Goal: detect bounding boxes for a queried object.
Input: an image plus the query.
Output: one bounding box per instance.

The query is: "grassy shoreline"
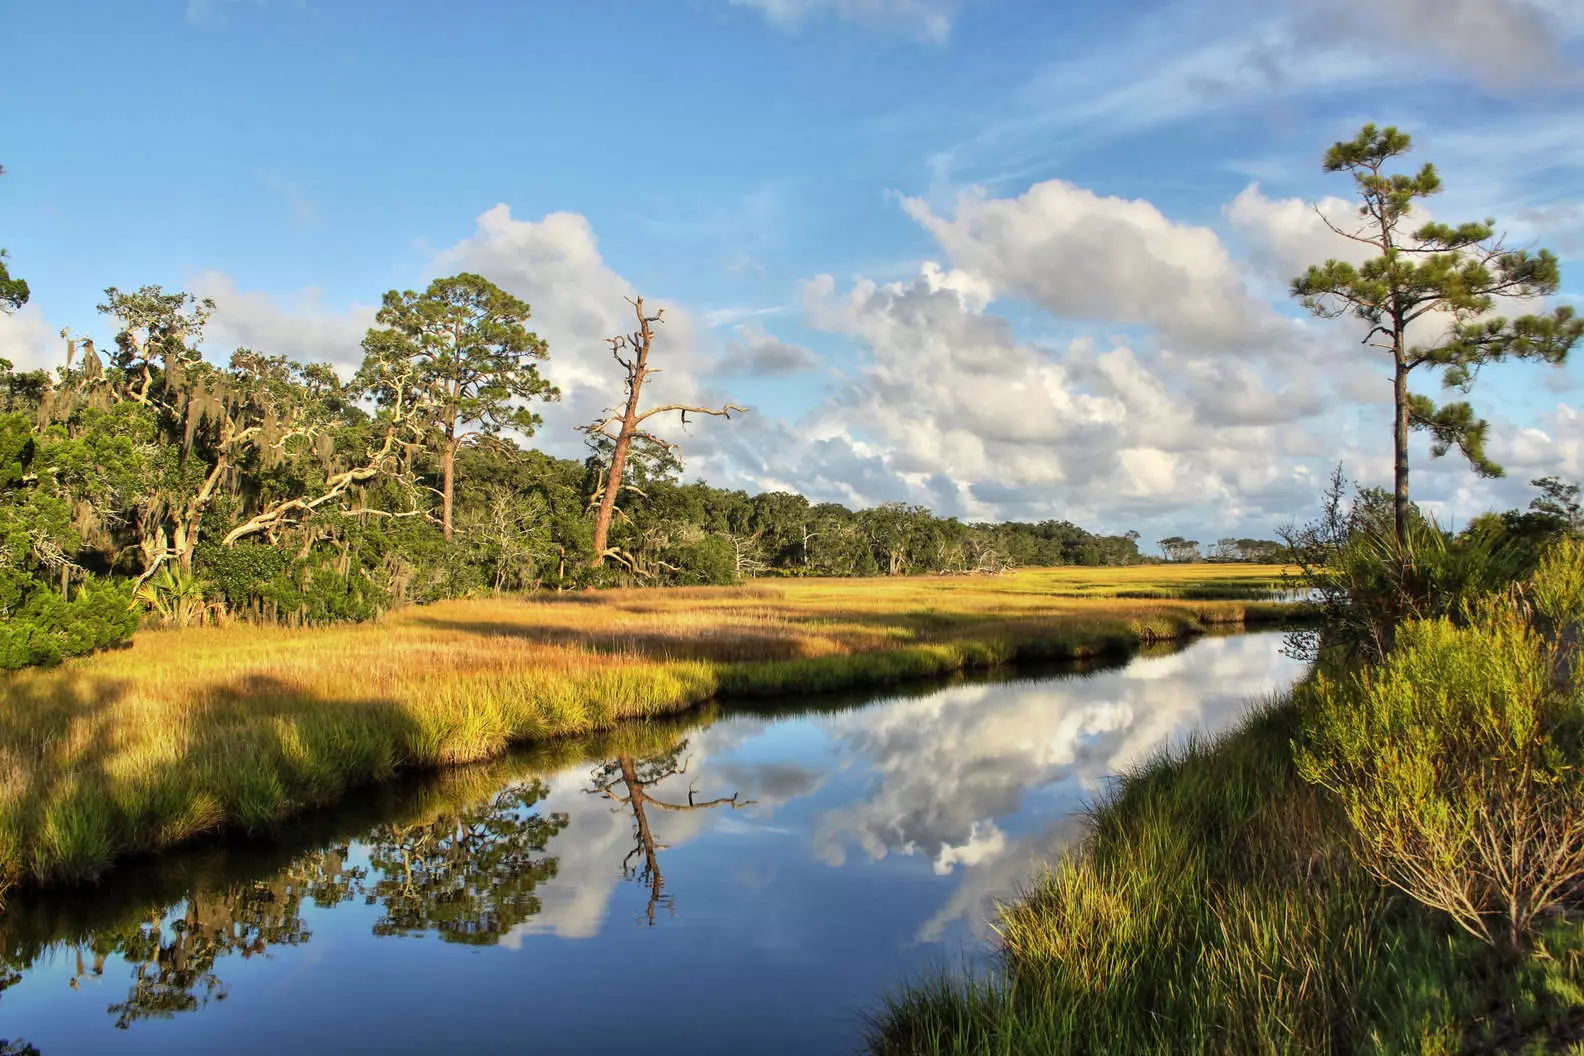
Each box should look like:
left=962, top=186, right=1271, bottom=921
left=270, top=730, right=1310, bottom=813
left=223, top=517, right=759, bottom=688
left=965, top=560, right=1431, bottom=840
left=0, top=566, right=1303, bottom=893
left=867, top=690, right=1584, bottom=1055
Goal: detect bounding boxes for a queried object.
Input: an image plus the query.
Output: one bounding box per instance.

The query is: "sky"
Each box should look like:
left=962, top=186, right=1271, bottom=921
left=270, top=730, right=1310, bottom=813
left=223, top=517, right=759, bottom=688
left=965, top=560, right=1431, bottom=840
left=2, top=0, right=1582, bottom=548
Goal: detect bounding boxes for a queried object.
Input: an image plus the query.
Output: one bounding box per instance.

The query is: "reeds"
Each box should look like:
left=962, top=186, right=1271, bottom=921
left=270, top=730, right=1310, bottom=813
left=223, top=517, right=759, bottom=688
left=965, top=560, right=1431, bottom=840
left=867, top=699, right=1584, bottom=1055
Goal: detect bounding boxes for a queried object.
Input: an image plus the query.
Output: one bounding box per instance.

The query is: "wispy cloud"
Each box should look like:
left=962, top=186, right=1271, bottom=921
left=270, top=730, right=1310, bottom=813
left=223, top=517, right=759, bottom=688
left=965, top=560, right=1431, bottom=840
left=258, top=171, right=321, bottom=229
left=726, top=0, right=955, bottom=42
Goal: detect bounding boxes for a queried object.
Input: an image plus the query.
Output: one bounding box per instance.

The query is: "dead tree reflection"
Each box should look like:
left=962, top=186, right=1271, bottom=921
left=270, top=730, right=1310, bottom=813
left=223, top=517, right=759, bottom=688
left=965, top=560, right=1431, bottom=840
left=588, top=740, right=753, bottom=925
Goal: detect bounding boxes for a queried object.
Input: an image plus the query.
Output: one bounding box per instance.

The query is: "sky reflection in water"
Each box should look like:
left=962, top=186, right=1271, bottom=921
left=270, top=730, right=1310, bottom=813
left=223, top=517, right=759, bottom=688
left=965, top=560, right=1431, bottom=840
left=0, top=633, right=1307, bottom=1055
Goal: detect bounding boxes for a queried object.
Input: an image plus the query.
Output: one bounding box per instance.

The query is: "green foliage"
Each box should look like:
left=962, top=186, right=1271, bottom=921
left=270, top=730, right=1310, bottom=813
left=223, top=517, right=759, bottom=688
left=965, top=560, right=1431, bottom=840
left=0, top=249, right=26, bottom=314
left=133, top=566, right=215, bottom=629
left=361, top=273, right=557, bottom=441
left=1524, top=474, right=1584, bottom=536
left=1292, top=123, right=1581, bottom=544
left=0, top=273, right=1206, bottom=669
left=871, top=692, right=1584, bottom=1055
left=358, top=272, right=559, bottom=539
left=0, top=411, right=139, bottom=667
left=0, top=164, right=28, bottom=314
left=364, top=781, right=568, bottom=944
left=1298, top=541, right=1584, bottom=951
left=0, top=578, right=138, bottom=670
left=664, top=533, right=737, bottom=586
left=1283, top=469, right=1535, bottom=660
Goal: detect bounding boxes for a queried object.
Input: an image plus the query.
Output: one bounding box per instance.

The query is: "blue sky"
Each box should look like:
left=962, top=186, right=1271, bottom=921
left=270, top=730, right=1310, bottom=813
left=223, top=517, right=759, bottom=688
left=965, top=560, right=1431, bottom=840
left=3, top=0, right=1582, bottom=546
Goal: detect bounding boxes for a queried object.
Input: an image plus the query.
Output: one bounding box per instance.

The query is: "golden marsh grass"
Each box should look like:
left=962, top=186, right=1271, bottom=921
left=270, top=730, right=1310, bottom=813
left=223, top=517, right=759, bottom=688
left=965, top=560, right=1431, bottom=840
left=0, top=564, right=1299, bottom=890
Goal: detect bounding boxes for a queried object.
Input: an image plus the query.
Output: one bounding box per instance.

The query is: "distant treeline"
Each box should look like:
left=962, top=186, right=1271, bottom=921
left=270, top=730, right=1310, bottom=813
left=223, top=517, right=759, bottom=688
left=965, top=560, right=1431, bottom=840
left=0, top=277, right=1269, bottom=669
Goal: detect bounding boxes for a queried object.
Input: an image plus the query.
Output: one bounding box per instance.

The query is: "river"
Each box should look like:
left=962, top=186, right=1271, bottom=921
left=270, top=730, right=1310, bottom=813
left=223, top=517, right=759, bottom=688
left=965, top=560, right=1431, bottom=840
left=0, top=632, right=1308, bottom=1055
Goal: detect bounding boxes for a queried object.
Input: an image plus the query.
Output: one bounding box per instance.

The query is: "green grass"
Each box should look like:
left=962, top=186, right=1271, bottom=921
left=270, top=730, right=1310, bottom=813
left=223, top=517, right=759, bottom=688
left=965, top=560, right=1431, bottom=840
left=0, top=566, right=1307, bottom=894
left=867, top=695, right=1584, bottom=1055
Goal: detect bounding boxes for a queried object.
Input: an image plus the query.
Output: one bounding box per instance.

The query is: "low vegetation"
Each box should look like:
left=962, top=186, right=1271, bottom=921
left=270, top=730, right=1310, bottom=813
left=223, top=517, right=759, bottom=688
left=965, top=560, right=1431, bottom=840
left=0, top=564, right=1299, bottom=894
left=869, top=540, right=1584, bottom=1054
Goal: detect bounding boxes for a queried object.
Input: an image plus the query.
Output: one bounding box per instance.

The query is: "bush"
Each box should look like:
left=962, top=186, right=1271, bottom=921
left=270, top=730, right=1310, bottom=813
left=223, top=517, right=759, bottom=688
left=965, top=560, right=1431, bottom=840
left=1285, top=476, right=1537, bottom=661
left=665, top=534, right=737, bottom=586
left=0, top=577, right=139, bottom=670
left=1297, top=540, right=1584, bottom=950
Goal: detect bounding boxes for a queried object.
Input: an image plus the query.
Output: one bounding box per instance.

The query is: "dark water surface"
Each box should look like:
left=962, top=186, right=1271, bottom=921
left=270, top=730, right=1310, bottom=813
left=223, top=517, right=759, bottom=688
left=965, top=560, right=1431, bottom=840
left=0, top=634, right=1307, bottom=1055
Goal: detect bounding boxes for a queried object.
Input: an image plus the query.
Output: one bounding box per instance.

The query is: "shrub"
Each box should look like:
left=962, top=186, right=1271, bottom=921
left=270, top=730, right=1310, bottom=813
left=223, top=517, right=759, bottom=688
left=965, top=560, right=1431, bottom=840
left=1283, top=472, right=1537, bottom=661
left=0, top=577, right=139, bottom=669
left=1297, top=540, right=1584, bottom=950
left=665, top=534, right=737, bottom=586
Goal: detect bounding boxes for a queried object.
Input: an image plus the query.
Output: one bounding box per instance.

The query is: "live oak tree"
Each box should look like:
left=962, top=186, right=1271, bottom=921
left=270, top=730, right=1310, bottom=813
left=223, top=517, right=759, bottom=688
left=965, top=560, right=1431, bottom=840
left=1293, top=124, right=1582, bottom=548
left=360, top=274, right=558, bottom=541
left=581, top=296, right=744, bottom=569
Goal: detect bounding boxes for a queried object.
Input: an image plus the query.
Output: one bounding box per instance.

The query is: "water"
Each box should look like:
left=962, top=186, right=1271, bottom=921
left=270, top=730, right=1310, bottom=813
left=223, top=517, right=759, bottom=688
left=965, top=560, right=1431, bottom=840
left=0, top=634, right=1307, bottom=1055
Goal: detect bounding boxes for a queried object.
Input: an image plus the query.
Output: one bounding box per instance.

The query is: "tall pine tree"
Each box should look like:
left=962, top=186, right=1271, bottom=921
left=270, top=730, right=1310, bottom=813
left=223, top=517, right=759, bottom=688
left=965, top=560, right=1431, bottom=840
left=1293, top=124, right=1581, bottom=548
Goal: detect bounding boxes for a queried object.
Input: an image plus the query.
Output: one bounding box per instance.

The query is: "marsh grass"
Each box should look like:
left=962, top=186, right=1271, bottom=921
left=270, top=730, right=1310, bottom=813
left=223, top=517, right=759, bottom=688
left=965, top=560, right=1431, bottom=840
left=0, top=566, right=1301, bottom=891
left=867, top=698, right=1584, bottom=1055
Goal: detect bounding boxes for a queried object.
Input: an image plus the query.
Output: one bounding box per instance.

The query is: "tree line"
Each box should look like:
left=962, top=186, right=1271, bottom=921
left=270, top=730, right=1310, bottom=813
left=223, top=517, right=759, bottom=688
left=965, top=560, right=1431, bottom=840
left=0, top=267, right=1201, bottom=669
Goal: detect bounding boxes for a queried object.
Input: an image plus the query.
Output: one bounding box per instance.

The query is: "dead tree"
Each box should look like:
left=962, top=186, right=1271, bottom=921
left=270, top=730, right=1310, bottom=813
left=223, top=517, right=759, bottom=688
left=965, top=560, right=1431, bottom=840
left=580, top=297, right=745, bottom=569
left=587, top=745, right=752, bottom=925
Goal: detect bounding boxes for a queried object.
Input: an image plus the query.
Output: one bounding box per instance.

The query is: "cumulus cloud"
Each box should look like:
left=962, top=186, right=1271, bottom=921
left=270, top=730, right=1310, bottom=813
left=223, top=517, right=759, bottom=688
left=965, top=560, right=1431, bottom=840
left=430, top=204, right=737, bottom=462
left=727, top=0, right=955, bottom=41
left=1498, top=403, right=1584, bottom=481
left=189, top=270, right=375, bottom=376
left=131, top=194, right=1569, bottom=542
left=812, top=636, right=1310, bottom=937
left=1224, top=182, right=1374, bottom=283
left=903, top=182, right=1284, bottom=349
left=715, top=323, right=821, bottom=377
left=714, top=264, right=1352, bottom=533
left=1515, top=203, right=1584, bottom=257
left=0, top=304, right=58, bottom=372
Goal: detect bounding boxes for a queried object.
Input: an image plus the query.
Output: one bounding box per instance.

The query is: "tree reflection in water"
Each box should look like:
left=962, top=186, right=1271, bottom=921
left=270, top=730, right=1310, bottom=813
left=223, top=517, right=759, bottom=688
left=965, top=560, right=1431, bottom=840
left=366, top=783, right=567, bottom=943
left=0, top=778, right=566, bottom=1035
left=587, top=739, right=753, bottom=925
left=0, top=735, right=751, bottom=1042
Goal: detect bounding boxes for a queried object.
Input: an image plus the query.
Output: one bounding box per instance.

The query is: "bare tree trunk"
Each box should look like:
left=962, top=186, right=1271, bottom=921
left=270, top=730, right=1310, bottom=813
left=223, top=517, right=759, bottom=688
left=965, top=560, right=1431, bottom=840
left=620, top=755, right=667, bottom=925
left=585, top=297, right=745, bottom=570
left=1393, top=346, right=1410, bottom=551
left=442, top=433, right=460, bottom=542
left=591, top=400, right=641, bottom=566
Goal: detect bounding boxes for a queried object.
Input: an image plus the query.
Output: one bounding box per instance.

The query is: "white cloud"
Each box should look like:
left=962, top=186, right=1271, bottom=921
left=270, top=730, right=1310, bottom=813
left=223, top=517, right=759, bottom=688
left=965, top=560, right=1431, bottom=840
left=0, top=304, right=58, bottom=373
left=727, top=0, right=955, bottom=41
left=431, top=204, right=739, bottom=463
left=1497, top=403, right=1584, bottom=481
left=932, top=820, right=1007, bottom=876
left=715, top=323, right=821, bottom=377
left=1224, top=182, right=1374, bottom=283
left=694, top=262, right=1354, bottom=536
left=118, top=195, right=1557, bottom=542
left=811, top=635, right=1311, bottom=938
left=1305, top=0, right=1580, bottom=90
left=189, top=271, right=375, bottom=376
left=903, top=182, right=1284, bottom=349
